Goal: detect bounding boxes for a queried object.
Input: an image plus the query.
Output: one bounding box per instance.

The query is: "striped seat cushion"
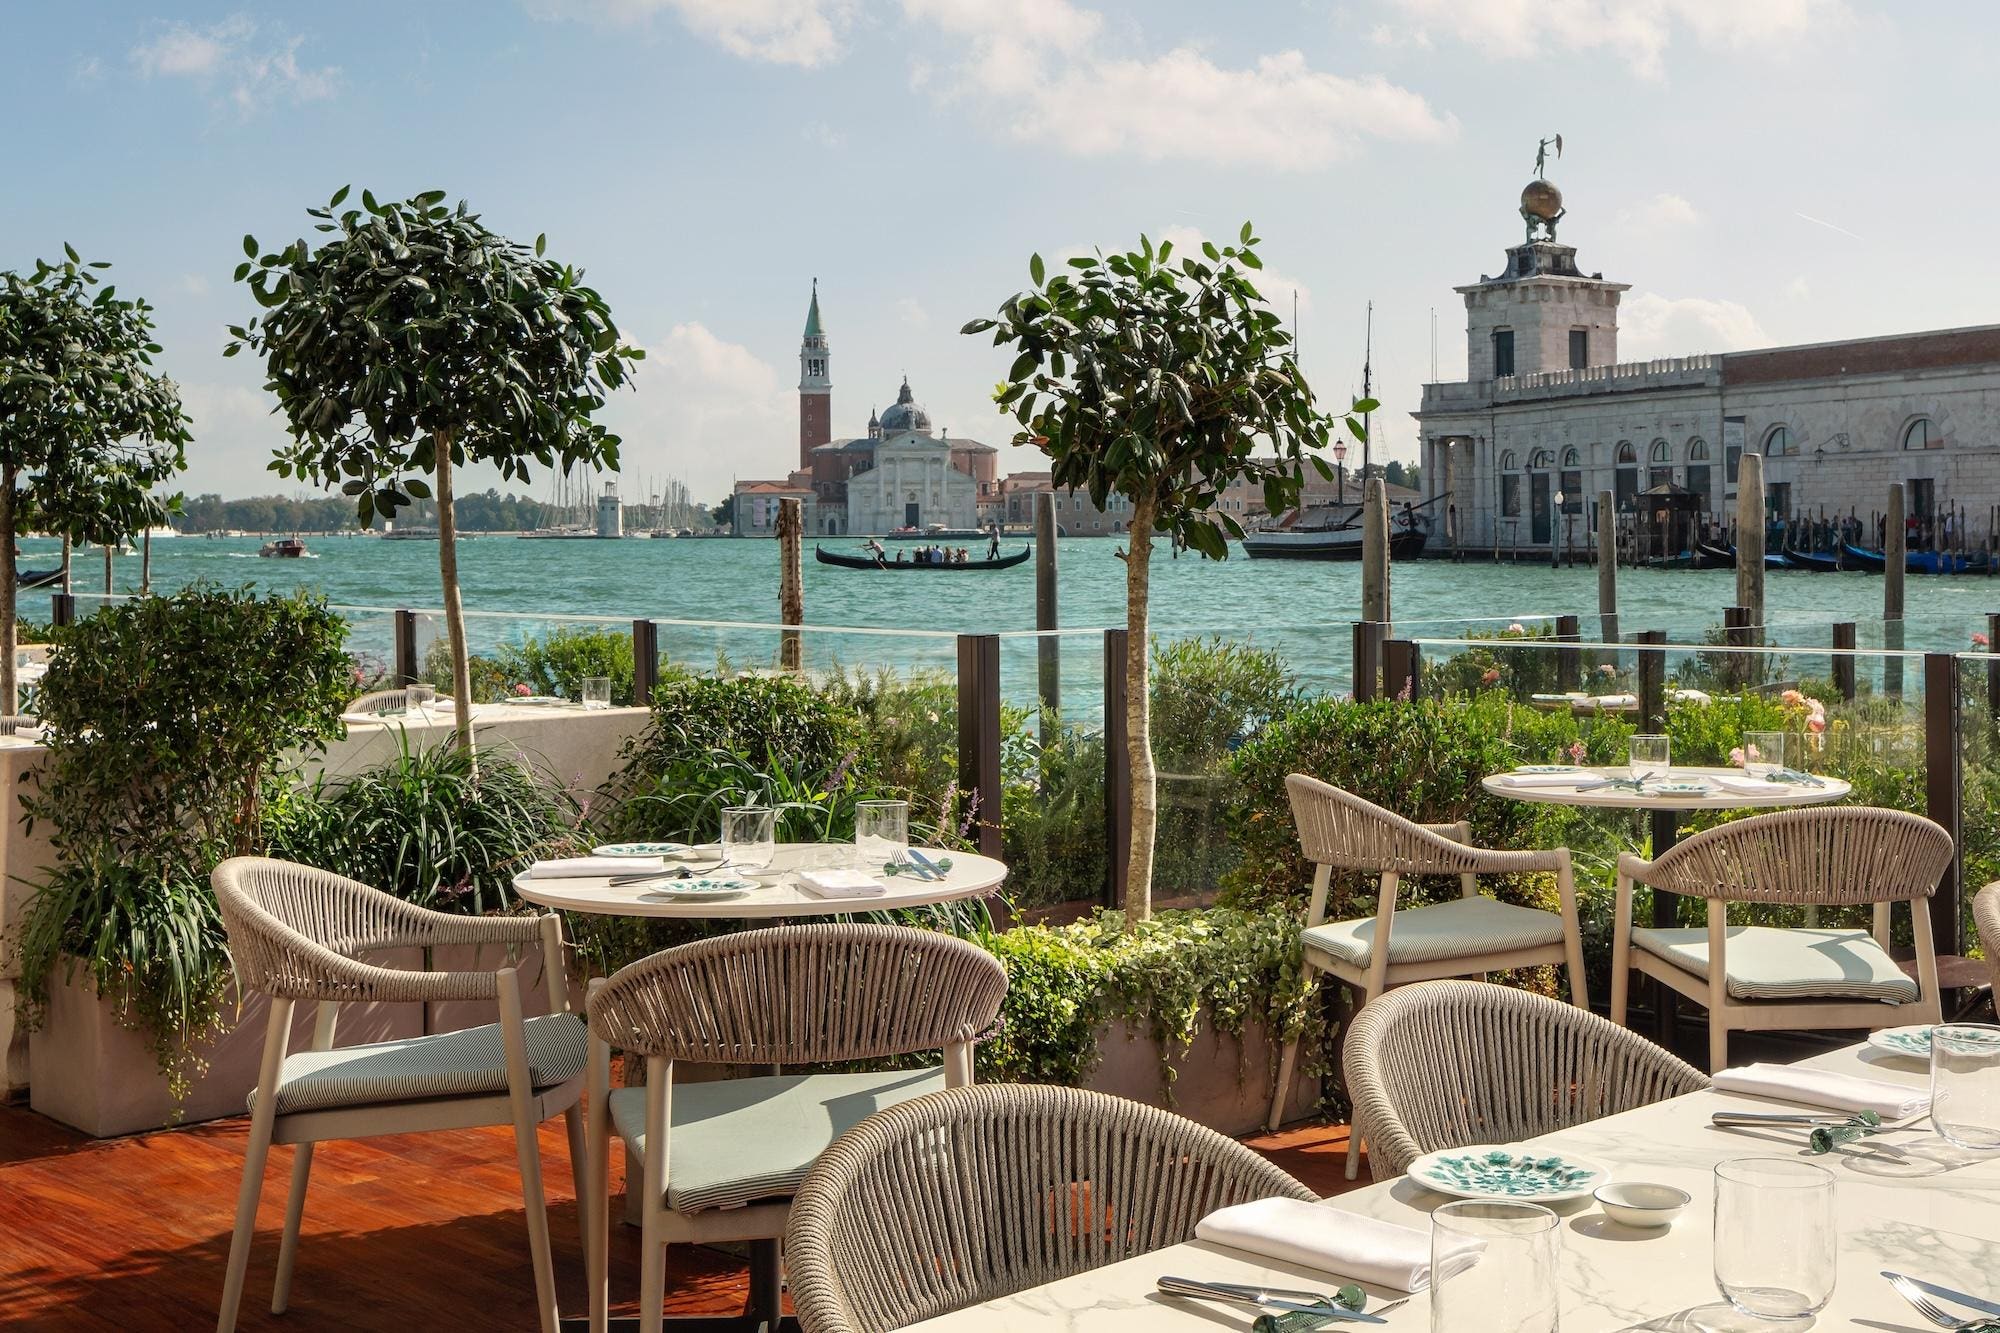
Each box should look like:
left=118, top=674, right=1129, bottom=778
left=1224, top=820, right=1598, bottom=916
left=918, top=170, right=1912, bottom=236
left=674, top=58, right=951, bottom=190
left=1632, top=926, right=1920, bottom=1003
left=1302, top=895, right=1565, bottom=968
left=256, top=1013, right=587, bottom=1116
left=611, top=1066, right=945, bottom=1214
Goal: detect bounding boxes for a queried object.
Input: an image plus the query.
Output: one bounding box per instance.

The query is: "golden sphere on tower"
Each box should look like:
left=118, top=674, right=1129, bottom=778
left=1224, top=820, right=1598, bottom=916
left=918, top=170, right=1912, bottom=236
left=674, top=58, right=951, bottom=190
left=1520, top=178, right=1564, bottom=222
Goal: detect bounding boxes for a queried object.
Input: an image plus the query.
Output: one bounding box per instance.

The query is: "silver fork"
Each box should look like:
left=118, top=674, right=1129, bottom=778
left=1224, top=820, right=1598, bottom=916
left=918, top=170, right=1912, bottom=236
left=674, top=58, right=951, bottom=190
left=1887, top=1274, right=2000, bottom=1330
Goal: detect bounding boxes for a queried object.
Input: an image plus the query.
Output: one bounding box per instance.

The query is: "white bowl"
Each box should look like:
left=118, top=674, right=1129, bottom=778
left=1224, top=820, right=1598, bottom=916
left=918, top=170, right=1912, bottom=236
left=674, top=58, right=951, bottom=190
left=1593, top=1181, right=1690, bottom=1228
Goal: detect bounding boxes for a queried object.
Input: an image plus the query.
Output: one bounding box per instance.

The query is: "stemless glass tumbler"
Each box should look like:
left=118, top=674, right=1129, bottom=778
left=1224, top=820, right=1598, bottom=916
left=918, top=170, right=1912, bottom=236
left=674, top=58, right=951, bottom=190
left=1430, top=1200, right=1561, bottom=1333
left=1628, top=734, right=1670, bottom=781
left=855, top=799, right=910, bottom=869
left=720, top=806, right=777, bottom=874
left=1713, top=1158, right=1836, bottom=1321
left=1933, top=1023, right=2000, bottom=1152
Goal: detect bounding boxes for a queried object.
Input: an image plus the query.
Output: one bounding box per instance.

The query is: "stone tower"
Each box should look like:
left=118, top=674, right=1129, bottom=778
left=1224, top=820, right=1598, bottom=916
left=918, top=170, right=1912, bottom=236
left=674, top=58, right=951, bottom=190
left=799, top=279, right=831, bottom=470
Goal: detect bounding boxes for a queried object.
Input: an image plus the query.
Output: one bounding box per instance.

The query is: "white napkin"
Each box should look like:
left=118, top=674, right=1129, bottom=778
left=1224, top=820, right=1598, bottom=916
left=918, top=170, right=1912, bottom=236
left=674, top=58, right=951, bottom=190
left=1714, top=1063, right=1929, bottom=1118
left=1712, top=774, right=1779, bottom=795
left=530, top=856, right=668, bottom=878
left=1501, top=771, right=1590, bottom=788
left=1195, top=1197, right=1481, bottom=1294
left=796, top=868, right=889, bottom=899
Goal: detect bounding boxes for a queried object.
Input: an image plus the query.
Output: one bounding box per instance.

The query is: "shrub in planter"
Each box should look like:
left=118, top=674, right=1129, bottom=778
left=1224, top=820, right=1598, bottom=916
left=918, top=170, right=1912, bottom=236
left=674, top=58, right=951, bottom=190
left=14, top=585, right=350, bottom=1091
left=495, top=625, right=636, bottom=705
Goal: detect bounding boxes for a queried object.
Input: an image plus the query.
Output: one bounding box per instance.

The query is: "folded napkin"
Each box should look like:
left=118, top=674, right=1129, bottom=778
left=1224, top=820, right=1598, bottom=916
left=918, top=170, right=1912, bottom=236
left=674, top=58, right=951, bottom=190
left=1714, top=1063, right=1929, bottom=1118
left=1195, top=1197, right=1481, bottom=1294
left=530, top=856, right=668, bottom=878
left=1502, top=771, right=1590, bottom=788
left=1712, top=774, right=1781, bottom=795
left=796, top=868, right=889, bottom=899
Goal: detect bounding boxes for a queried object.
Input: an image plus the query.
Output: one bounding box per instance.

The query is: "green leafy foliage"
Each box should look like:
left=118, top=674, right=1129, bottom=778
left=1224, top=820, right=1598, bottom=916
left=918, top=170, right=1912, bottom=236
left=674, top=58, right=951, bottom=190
left=1150, top=635, right=1298, bottom=773
left=14, top=586, right=350, bottom=1093
left=494, top=625, right=636, bottom=705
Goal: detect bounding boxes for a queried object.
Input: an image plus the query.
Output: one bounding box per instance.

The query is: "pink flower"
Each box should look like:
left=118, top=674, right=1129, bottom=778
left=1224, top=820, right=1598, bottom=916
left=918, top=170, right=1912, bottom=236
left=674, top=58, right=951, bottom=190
left=1567, top=741, right=1586, bottom=762
left=1807, top=715, right=1826, bottom=734
left=1506, top=622, right=1526, bottom=635
left=1481, top=668, right=1501, bottom=685
left=513, top=682, right=532, bottom=696
left=1728, top=746, right=1745, bottom=767
left=1976, top=631, right=1992, bottom=648
left=1599, top=663, right=1616, bottom=677
left=1780, top=689, right=1805, bottom=707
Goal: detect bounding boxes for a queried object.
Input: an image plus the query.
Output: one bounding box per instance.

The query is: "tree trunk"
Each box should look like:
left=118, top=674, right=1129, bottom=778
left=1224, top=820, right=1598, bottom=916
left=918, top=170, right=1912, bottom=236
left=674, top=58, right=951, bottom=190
left=60, top=533, right=71, bottom=594
left=433, top=434, right=475, bottom=758
left=102, top=543, right=113, bottom=595
left=0, top=468, right=17, bottom=714
left=1123, top=489, right=1158, bottom=924
left=141, top=528, right=152, bottom=594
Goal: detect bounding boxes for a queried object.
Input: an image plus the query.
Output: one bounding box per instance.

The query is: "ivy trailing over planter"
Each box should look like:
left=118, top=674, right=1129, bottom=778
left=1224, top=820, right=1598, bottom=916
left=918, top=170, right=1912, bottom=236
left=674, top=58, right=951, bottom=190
left=14, top=585, right=350, bottom=1095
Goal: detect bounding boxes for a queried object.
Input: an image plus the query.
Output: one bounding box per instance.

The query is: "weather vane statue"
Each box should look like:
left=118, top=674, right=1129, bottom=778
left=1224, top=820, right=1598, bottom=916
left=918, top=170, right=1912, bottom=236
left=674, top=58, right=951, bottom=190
left=1521, top=133, right=1566, bottom=243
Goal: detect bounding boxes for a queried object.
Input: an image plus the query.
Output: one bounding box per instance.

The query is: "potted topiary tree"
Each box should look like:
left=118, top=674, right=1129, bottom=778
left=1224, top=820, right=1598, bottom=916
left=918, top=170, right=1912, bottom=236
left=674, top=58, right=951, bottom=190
left=0, top=249, right=189, bottom=709
left=966, top=225, right=1370, bottom=921
left=229, top=187, right=642, bottom=753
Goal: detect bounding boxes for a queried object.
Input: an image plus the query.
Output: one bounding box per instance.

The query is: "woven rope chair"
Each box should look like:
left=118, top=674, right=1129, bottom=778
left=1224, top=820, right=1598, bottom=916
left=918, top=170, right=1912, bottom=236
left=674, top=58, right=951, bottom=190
left=1345, top=980, right=1709, bottom=1180
left=212, top=857, right=585, bottom=1333
left=582, top=924, right=1009, bottom=1333
left=346, top=687, right=450, bottom=716
left=1269, top=774, right=1588, bottom=1178
left=0, top=715, right=40, bottom=735
left=1978, top=883, right=2000, bottom=1001
left=1611, top=806, right=1954, bottom=1072
left=784, top=1084, right=1315, bottom=1333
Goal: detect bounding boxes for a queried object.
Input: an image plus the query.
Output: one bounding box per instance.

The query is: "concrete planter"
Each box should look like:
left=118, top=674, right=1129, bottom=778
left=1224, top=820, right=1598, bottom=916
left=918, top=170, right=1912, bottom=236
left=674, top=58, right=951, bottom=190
left=27, top=940, right=554, bottom=1139
left=1084, top=1014, right=1314, bottom=1137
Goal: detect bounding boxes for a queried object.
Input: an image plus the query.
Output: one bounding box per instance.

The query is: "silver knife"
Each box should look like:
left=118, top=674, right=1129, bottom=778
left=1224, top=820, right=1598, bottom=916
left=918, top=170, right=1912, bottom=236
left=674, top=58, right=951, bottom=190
left=1882, top=1271, right=2000, bottom=1319
left=905, top=848, right=946, bottom=880
left=1156, top=1277, right=1388, bottom=1324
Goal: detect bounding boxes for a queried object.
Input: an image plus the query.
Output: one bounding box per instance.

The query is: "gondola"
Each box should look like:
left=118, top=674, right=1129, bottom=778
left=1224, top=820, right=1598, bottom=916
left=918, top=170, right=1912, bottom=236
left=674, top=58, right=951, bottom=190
left=1692, top=540, right=1735, bottom=570
left=1783, top=547, right=1842, bottom=574
left=1840, top=543, right=1886, bottom=574
left=1907, top=549, right=1975, bottom=575
left=814, top=544, right=1032, bottom=571
left=18, top=567, right=60, bottom=589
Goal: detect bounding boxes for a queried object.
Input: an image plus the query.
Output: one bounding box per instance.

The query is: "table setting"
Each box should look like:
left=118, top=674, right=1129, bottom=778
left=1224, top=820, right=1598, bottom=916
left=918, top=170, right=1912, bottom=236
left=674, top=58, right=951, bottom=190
left=1481, top=731, right=1850, bottom=813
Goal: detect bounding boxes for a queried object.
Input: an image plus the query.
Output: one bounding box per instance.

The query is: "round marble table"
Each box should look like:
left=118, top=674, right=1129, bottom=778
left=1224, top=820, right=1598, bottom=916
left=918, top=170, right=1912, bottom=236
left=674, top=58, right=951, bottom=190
left=513, top=841, right=1008, bottom=919
left=1481, top=765, right=1850, bottom=813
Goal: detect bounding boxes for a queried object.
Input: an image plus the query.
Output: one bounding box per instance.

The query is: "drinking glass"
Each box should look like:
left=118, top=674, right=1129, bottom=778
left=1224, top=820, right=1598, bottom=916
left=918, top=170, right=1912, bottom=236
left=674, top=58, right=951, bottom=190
left=1430, top=1201, right=1560, bottom=1333
left=581, top=676, right=612, bottom=710
left=855, top=799, right=909, bottom=869
left=1628, top=733, right=1670, bottom=781
left=408, top=683, right=436, bottom=714
left=1743, top=730, right=1785, bottom=779
left=1712, top=1158, right=1836, bottom=1320
left=720, top=806, right=777, bottom=874
left=1932, top=1023, right=2000, bottom=1151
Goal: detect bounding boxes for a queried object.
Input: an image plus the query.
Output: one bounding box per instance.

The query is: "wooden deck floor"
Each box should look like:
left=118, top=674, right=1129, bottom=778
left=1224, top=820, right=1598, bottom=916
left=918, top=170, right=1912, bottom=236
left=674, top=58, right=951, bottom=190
left=0, top=1102, right=1365, bottom=1331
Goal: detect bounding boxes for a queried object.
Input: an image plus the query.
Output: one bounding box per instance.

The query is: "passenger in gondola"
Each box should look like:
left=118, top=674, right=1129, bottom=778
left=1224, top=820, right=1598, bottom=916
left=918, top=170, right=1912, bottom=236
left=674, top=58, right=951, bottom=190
left=893, top=548, right=906, bottom=564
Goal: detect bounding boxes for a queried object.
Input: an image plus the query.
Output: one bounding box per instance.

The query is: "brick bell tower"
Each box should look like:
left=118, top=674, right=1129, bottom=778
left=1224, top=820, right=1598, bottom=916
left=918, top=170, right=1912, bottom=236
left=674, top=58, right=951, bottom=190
left=798, top=279, right=831, bottom=471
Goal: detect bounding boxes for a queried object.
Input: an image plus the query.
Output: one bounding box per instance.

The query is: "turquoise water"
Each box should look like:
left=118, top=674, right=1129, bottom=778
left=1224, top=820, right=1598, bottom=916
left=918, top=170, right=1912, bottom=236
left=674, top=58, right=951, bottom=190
left=33, top=532, right=1991, bottom=710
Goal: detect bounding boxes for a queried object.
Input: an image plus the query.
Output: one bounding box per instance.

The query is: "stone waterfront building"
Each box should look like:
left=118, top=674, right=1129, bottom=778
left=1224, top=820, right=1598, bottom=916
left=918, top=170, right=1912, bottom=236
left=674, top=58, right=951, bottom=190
left=1417, top=173, right=2000, bottom=556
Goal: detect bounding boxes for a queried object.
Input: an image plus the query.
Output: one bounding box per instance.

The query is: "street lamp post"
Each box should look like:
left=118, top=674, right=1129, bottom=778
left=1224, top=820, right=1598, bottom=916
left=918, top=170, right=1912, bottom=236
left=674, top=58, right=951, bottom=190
left=1334, top=440, right=1348, bottom=505
left=1553, top=490, right=1566, bottom=568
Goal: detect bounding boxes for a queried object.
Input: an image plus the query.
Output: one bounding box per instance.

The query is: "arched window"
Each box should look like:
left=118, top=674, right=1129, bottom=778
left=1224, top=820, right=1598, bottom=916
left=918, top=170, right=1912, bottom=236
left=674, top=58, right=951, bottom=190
left=1498, top=450, right=1517, bottom=471
left=1764, top=425, right=1793, bottom=457
left=1686, top=438, right=1712, bottom=500
left=1904, top=417, right=1939, bottom=450
left=1649, top=439, right=1671, bottom=463
left=1614, top=441, right=1638, bottom=511
left=1687, top=439, right=1709, bottom=460
left=1616, top=441, right=1636, bottom=464
left=1561, top=446, right=1580, bottom=467
left=1527, top=449, right=1553, bottom=469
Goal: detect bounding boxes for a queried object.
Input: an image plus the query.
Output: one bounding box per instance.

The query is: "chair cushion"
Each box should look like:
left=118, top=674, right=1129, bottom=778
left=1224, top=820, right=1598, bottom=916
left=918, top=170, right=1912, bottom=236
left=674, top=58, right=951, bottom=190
left=1632, top=926, right=1921, bottom=1003
left=1302, top=895, right=1565, bottom=968
left=256, top=1013, right=587, bottom=1116
left=610, top=1066, right=945, bottom=1214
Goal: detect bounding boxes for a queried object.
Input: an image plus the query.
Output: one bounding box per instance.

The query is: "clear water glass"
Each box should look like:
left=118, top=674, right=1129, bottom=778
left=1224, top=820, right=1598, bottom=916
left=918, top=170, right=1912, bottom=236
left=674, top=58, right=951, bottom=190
left=581, top=676, right=612, bottom=710
left=855, top=799, right=909, bottom=870
left=408, top=683, right=436, bottom=714
left=1743, top=730, right=1785, bottom=778
left=720, top=806, right=777, bottom=873
left=1430, top=1200, right=1560, bottom=1333
left=1628, top=733, right=1670, bottom=781
left=1713, top=1158, right=1836, bottom=1320
left=1932, top=1023, right=2000, bottom=1151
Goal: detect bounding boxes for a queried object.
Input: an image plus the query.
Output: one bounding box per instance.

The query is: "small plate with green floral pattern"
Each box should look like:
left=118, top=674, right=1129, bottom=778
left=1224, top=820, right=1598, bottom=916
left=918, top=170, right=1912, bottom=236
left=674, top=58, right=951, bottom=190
left=1407, top=1145, right=1610, bottom=1202
left=595, top=842, right=692, bottom=858
left=1869, top=1024, right=2000, bottom=1060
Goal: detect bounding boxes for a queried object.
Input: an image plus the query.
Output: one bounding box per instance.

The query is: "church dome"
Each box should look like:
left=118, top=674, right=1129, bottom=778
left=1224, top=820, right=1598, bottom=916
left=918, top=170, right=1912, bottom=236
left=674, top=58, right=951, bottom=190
left=877, top=376, right=932, bottom=435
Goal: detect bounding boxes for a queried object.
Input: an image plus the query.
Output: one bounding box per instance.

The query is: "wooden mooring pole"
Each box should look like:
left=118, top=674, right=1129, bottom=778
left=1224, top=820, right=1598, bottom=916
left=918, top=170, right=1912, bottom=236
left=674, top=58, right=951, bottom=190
left=1035, top=492, right=1059, bottom=743
left=1596, top=490, right=1618, bottom=643
left=777, top=497, right=803, bottom=672
left=1362, top=477, right=1390, bottom=625
left=1735, top=453, right=1765, bottom=635
left=1886, top=483, right=1907, bottom=697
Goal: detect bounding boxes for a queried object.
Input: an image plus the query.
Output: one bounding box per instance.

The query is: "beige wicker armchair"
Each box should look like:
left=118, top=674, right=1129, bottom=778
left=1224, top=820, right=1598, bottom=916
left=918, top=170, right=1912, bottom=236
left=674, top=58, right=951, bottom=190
left=1978, top=883, right=2000, bottom=1000
left=1345, top=979, right=1709, bottom=1180
left=212, top=857, right=585, bottom=1333
left=346, top=687, right=449, bottom=716
left=1611, top=806, right=1954, bottom=1072
left=1268, top=775, right=1588, bottom=1175
left=0, top=715, right=40, bottom=735
left=784, top=1084, right=1315, bottom=1333
left=583, top=924, right=1009, bottom=1333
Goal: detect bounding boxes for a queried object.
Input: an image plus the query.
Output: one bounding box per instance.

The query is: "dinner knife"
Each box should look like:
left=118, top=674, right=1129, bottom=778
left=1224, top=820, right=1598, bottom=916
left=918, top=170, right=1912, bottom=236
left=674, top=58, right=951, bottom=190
left=1881, top=1271, right=2000, bottom=1319
left=1156, top=1277, right=1388, bottom=1324
left=906, top=848, right=947, bottom=880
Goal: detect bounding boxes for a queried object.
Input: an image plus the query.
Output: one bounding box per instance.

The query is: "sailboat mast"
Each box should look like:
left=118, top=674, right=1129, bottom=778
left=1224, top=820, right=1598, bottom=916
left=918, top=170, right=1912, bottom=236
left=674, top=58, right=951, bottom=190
left=1361, top=300, right=1374, bottom=480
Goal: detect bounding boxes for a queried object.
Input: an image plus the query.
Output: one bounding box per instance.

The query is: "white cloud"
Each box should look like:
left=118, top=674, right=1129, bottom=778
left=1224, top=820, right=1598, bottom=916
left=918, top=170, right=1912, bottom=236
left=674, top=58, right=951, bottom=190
left=895, top=298, right=930, bottom=328
left=1614, top=192, right=1702, bottom=234
left=603, top=322, right=795, bottom=497
left=528, top=0, right=857, bottom=66
left=130, top=18, right=339, bottom=110
left=177, top=273, right=210, bottom=297
left=904, top=0, right=1453, bottom=169
left=1387, top=0, right=1844, bottom=80
left=1618, top=291, right=1769, bottom=360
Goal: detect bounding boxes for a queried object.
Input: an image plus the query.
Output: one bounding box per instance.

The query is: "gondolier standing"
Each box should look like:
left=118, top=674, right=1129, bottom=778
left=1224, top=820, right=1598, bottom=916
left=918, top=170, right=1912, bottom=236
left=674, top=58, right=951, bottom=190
left=986, top=524, right=1001, bottom=560
left=863, top=536, right=888, bottom=567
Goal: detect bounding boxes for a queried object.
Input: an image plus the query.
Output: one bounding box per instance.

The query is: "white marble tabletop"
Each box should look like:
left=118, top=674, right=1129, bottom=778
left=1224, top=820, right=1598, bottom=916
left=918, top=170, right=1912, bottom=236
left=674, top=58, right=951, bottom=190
left=907, top=1040, right=2000, bottom=1331
left=513, top=842, right=1007, bottom=919
left=1482, top=765, right=1851, bottom=813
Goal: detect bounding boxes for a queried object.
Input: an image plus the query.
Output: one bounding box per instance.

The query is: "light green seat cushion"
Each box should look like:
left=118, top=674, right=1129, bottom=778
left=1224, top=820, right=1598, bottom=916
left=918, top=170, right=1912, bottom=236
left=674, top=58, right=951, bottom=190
left=1632, top=925, right=1919, bottom=1003
left=610, top=1066, right=946, bottom=1213
left=257, top=1013, right=586, bottom=1116
left=1302, top=895, right=1565, bottom=968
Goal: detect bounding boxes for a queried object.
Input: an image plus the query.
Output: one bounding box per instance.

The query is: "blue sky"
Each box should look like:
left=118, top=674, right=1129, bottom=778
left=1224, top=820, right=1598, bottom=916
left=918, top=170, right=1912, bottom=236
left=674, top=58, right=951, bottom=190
left=4, top=1, right=1988, bottom=502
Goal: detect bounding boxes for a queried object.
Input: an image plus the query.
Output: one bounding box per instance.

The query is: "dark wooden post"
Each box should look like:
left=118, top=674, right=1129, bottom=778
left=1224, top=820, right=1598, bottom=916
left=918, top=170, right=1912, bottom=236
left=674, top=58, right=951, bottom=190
left=1636, top=628, right=1680, bottom=1040
left=1886, top=483, right=1907, bottom=698
left=777, top=498, right=804, bottom=673
left=1723, top=605, right=1750, bottom=689
left=1352, top=621, right=1386, bottom=702
left=1986, top=612, right=2000, bottom=739
left=631, top=618, right=659, bottom=703
left=393, top=607, right=418, bottom=686
left=1383, top=639, right=1422, bottom=701
left=1103, top=628, right=1131, bottom=910
left=1924, top=652, right=1965, bottom=959
left=956, top=633, right=1003, bottom=859
left=1831, top=622, right=1857, bottom=702
left=1555, top=613, right=1580, bottom=691
left=50, top=593, right=76, bottom=629
left=1035, top=492, right=1059, bottom=743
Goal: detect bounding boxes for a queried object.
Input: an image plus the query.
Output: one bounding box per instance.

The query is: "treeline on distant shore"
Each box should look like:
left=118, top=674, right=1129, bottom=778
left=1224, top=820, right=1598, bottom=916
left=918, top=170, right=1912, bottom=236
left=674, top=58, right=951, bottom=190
left=174, top=490, right=558, bottom=534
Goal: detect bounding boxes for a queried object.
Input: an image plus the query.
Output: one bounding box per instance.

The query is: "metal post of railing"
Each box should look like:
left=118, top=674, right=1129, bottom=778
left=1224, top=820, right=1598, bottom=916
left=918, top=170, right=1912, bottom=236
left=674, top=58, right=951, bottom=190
left=1832, top=622, right=1857, bottom=702
left=1723, top=605, right=1750, bottom=689
left=1103, top=628, right=1131, bottom=910
left=1555, top=614, right=1580, bottom=692
left=631, top=618, right=659, bottom=703
left=49, top=593, right=75, bottom=629
left=1924, top=652, right=1965, bottom=960
left=1383, top=639, right=1422, bottom=701
left=956, top=633, right=1003, bottom=860
left=1352, top=621, right=1386, bottom=702
left=392, top=608, right=418, bottom=687
left=1635, top=629, right=1679, bottom=1042
left=1986, top=612, right=2000, bottom=738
